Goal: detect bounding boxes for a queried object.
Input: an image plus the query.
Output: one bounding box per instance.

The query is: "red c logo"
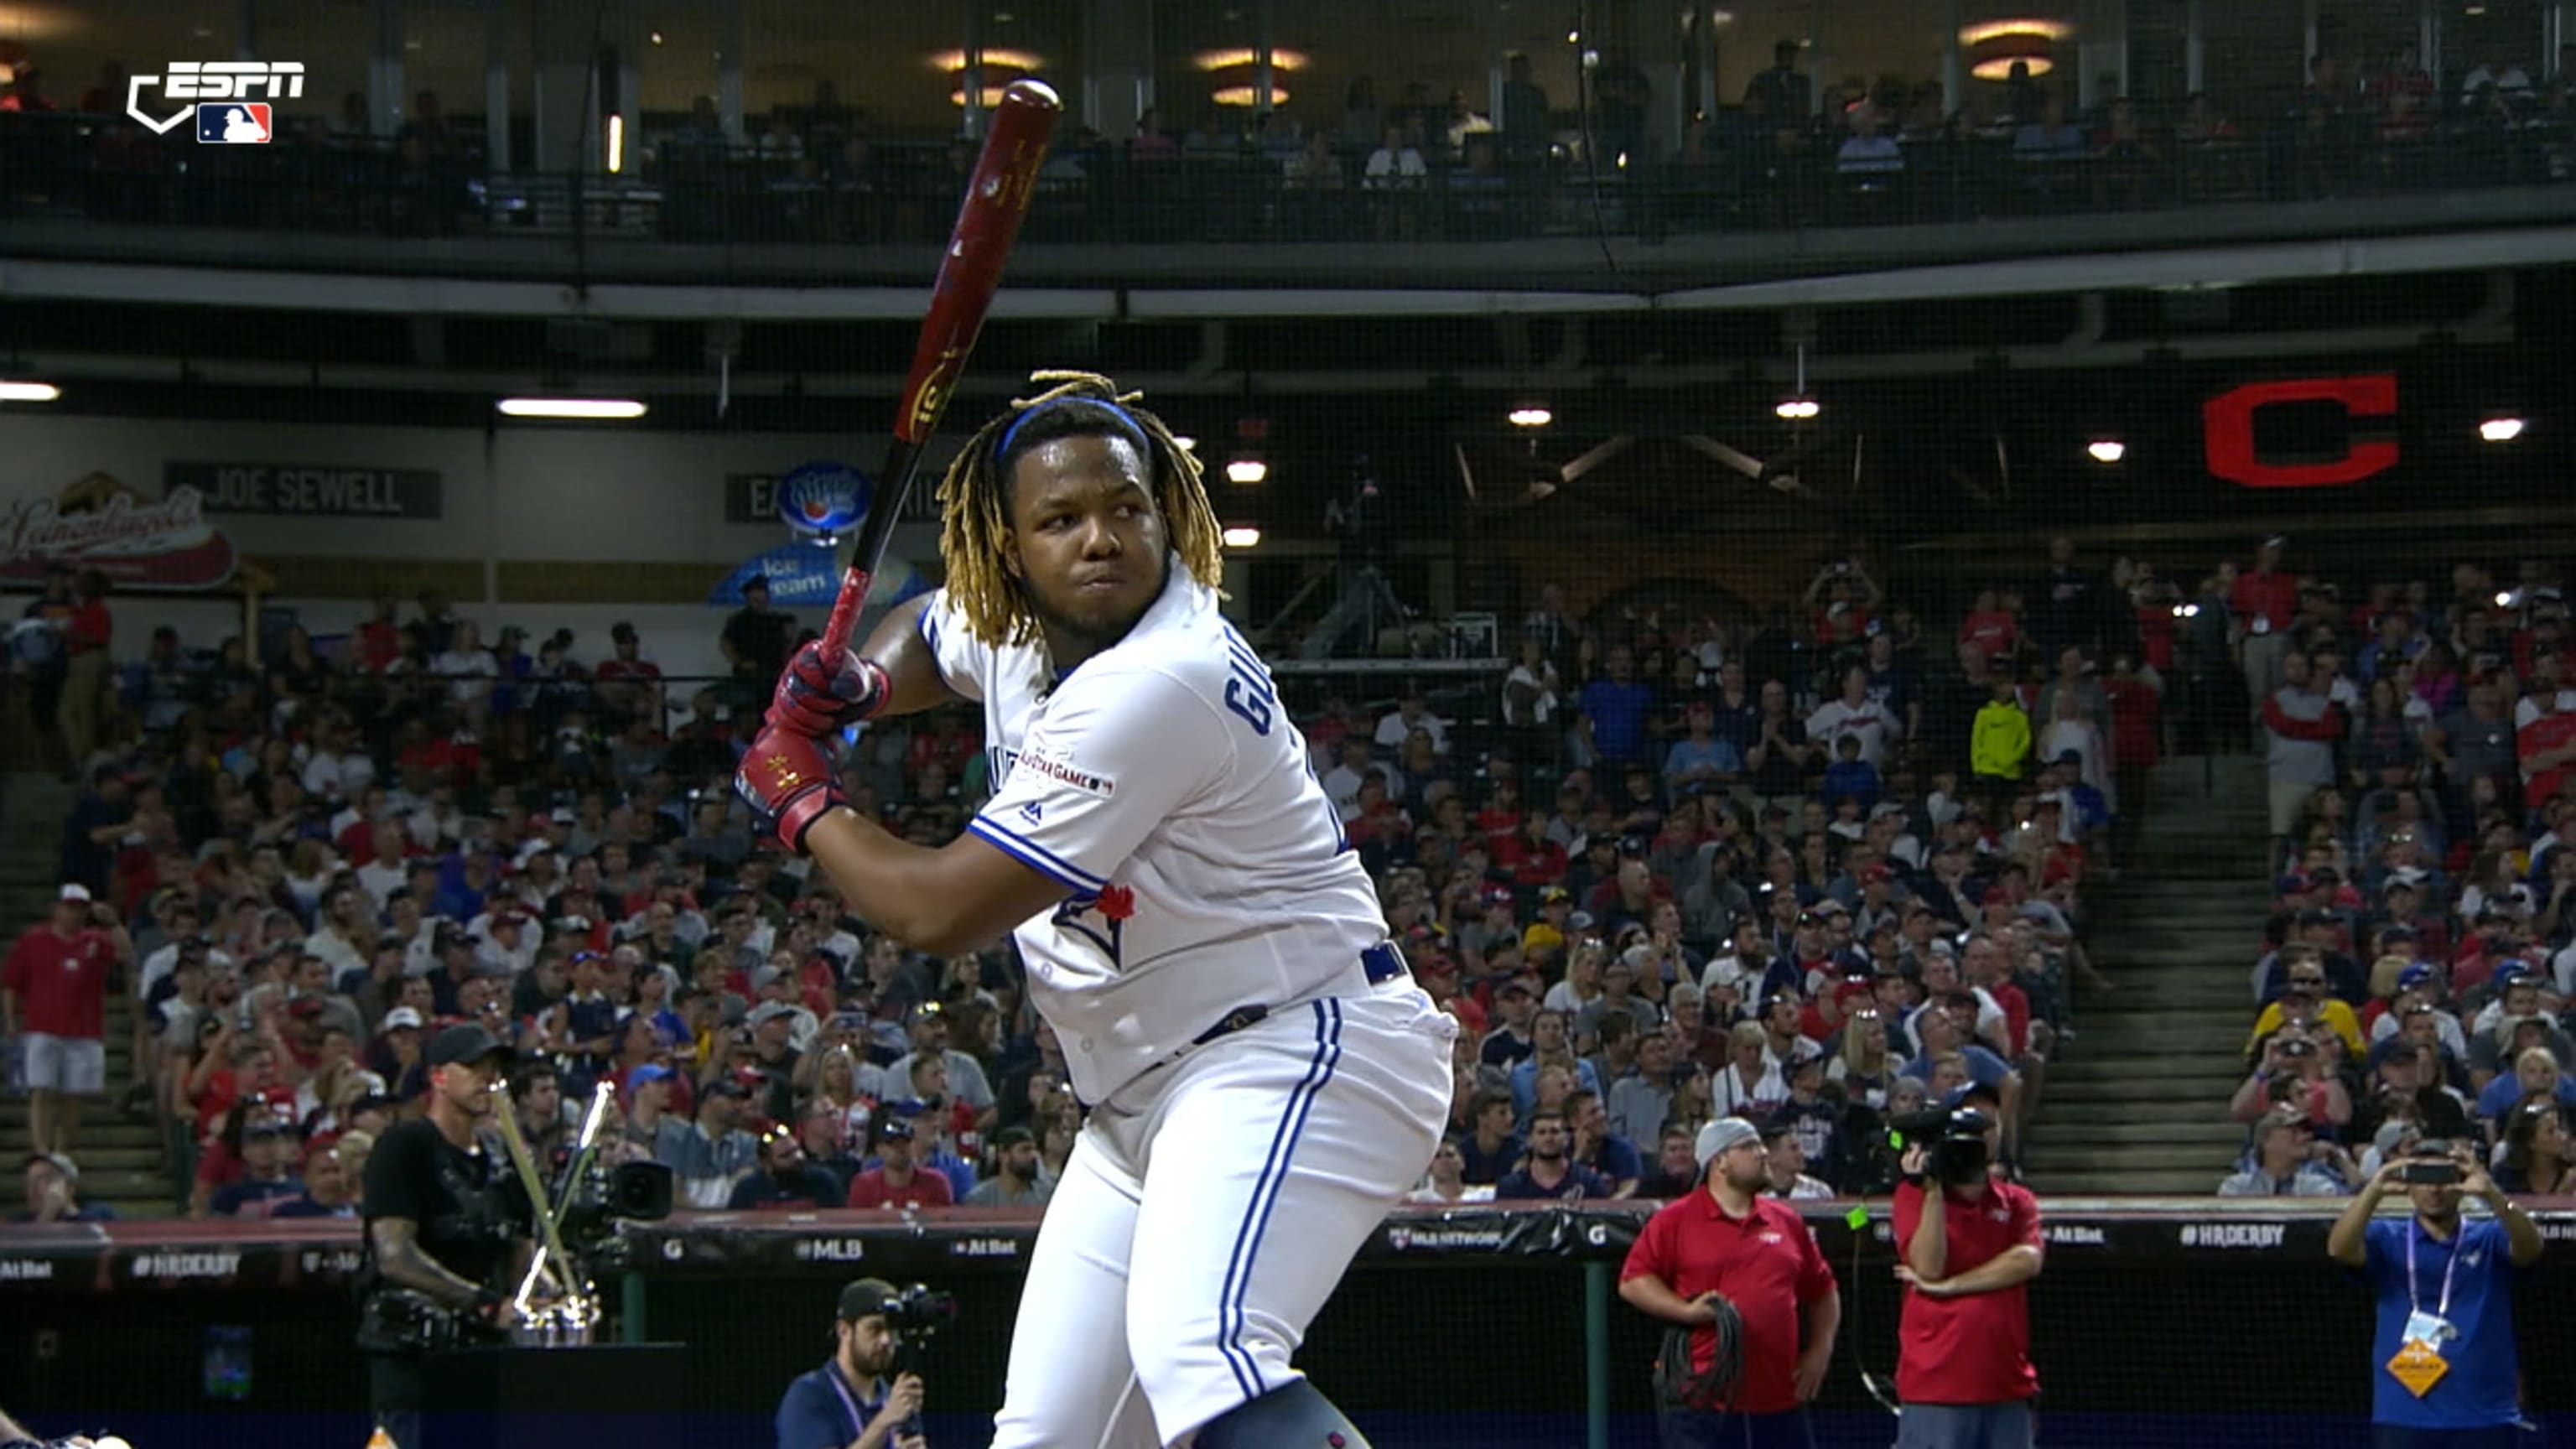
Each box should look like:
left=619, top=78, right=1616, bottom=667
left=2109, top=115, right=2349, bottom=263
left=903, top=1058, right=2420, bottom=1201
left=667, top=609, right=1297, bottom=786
left=2203, top=375, right=2400, bottom=488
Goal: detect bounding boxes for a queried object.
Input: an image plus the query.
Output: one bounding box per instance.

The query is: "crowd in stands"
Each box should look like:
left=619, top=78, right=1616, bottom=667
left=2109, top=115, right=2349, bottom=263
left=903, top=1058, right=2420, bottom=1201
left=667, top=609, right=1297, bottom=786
left=2226, top=552, right=2576, bottom=1197
left=4, top=529, right=2227, bottom=1222
left=6, top=37, right=2573, bottom=247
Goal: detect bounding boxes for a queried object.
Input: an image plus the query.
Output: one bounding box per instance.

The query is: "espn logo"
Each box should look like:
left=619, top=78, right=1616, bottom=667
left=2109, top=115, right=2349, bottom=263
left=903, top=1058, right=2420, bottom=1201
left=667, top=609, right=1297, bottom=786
left=127, top=61, right=305, bottom=136
left=197, top=104, right=273, bottom=144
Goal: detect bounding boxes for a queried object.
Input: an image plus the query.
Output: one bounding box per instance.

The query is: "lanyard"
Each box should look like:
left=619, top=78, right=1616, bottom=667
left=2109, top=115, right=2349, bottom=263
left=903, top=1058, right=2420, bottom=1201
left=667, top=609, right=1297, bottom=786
left=2405, top=1218, right=2463, bottom=1322
left=823, top=1359, right=874, bottom=1441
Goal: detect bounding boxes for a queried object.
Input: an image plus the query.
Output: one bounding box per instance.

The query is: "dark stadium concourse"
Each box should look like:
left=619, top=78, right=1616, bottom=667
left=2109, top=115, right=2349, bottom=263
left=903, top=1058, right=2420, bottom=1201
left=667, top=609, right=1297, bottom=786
left=7, top=1, right=2576, bottom=1447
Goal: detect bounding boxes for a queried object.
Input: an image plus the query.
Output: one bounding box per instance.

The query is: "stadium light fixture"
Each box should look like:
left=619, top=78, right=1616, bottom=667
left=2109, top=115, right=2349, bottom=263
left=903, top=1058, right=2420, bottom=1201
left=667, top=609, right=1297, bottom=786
left=497, top=397, right=648, bottom=419
left=1226, top=456, right=1269, bottom=485
left=929, top=48, right=1046, bottom=72
left=1221, top=526, right=1263, bottom=548
left=1192, top=49, right=1309, bottom=72
left=1508, top=406, right=1553, bottom=428
left=605, top=114, right=625, bottom=174
left=0, top=381, right=63, bottom=402
left=1774, top=397, right=1820, bottom=421
left=2086, top=439, right=2126, bottom=463
left=2478, top=416, right=2525, bottom=443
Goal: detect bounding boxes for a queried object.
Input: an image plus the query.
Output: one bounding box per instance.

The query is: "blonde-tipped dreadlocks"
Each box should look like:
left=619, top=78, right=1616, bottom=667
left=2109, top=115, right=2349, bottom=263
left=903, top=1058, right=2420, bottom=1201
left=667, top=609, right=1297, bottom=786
left=934, top=370, right=1226, bottom=648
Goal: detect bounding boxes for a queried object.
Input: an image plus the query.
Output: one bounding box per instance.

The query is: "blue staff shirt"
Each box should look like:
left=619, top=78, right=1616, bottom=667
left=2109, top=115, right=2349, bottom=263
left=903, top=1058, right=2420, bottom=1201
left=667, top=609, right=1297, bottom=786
left=776, top=1357, right=888, bottom=1449
left=2360, top=1215, right=2521, bottom=1429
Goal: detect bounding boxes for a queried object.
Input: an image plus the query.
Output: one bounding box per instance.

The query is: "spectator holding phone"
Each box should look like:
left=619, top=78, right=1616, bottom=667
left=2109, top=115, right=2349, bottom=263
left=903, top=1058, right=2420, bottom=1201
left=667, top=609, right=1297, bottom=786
left=2326, top=1141, right=2542, bottom=1447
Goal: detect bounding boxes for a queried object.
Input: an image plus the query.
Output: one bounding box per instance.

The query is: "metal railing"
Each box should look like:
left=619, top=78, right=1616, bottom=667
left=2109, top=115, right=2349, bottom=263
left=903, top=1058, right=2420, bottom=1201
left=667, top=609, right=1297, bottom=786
left=3, top=107, right=2568, bottom=269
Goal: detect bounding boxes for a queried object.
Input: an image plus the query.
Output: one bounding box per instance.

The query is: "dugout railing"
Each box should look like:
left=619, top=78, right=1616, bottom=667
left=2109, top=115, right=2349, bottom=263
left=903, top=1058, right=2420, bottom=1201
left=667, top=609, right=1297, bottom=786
left=3, top=1198, right=2574, bottom=1449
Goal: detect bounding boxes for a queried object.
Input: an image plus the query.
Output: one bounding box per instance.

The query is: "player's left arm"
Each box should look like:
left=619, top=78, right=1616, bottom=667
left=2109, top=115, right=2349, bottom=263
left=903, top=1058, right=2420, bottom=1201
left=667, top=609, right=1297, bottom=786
left=2459, top=1145, right=2543, bottom=1266
left=799, top=667, right=1230, bottom=955
left=1912, top=1187, right=2045, bottom=1297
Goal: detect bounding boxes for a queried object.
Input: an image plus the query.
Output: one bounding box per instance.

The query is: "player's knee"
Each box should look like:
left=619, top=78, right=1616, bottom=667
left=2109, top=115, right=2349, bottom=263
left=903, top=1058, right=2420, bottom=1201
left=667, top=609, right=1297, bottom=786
left=1189, top=1380, right=1369, bottom=1449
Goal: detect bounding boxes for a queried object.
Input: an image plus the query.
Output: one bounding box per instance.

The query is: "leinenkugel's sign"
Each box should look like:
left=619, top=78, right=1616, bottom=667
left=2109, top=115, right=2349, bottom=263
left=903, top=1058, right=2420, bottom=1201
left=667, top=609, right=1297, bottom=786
left=169, top=460, right=444, bottom=519
left=0, top=472, right=239, bottom=590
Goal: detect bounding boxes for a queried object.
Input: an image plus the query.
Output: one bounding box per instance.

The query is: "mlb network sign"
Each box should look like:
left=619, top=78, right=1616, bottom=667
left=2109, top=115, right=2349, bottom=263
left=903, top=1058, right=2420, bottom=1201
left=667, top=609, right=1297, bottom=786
left=127, top=61, right=304, bottom=143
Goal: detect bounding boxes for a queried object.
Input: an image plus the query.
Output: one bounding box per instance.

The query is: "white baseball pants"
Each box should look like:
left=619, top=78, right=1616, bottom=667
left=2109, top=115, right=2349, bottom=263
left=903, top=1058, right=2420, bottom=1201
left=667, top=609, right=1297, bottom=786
left=989, top=984, right=1456, bottom=1449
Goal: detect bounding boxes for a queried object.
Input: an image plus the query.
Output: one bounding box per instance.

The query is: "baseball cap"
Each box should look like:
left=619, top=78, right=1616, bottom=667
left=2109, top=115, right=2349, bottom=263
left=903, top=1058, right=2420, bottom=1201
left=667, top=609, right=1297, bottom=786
left=1482, top=883, right=1515, bottom=909
left=611, top=621, right=637, bottom=642
left=1497, top=979, right=1534, bottom=999
left=629, top=1063, right=676, bottom=1090
left=58, top=884, right=91, bottom=903
left=2496, top=959, right=2540, bottom=986
left=427, top=1024, right=512, bottom=1070
left=381, top=1005, right=426, bottom=1031
left=1694, top=1116, right=1761, bottom=1169
left=837, top=1278, right=901, bottom=1322
left=2397, top=963, right=2436, bottom=992
left=1539, top=886, right=1571, bottom=905
left=989, top=1124, right=1036, bottom=1150
left=748, top=1001, right=798, bottom=1028
left=25, top=1151, right=78, bottom=1183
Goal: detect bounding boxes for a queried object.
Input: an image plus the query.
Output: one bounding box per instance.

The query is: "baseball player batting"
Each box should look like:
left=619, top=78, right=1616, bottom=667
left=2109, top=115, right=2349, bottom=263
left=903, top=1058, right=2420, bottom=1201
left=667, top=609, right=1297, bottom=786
left=736, top=371, right=1456, bottom=1448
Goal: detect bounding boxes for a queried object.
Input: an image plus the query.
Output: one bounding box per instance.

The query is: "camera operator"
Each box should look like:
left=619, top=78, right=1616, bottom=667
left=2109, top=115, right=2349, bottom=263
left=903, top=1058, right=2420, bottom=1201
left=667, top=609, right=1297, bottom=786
left=1618, top=1117, right=1841, bottom=1448
left=776, top=1279, right=927, bottom=1449
left=358, top=1025, right=540, bottom=1449
left=1889, top=1104, right=2043, bottom=1449
left=2326, top=1140, right=2542, bottom=1447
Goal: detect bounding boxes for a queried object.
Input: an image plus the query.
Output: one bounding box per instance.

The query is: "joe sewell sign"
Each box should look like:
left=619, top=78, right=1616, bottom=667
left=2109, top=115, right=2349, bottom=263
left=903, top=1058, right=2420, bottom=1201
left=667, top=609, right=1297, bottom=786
left=168, top=461, right=444, bottom=520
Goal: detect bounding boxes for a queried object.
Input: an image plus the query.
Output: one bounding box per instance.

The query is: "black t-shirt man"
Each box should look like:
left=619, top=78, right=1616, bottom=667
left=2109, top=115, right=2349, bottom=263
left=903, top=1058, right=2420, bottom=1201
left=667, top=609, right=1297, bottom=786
left=362, top=1116, right=522, bottom=1301
left=722, top=582, right=793, bottom=688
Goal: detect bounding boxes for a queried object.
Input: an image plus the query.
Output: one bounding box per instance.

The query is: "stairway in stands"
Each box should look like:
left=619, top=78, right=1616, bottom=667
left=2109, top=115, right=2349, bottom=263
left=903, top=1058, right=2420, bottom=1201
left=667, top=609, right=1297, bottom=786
left=2026, top=751, right=2272, bottom=1195
left=0, top=769, right=174, bottom=1218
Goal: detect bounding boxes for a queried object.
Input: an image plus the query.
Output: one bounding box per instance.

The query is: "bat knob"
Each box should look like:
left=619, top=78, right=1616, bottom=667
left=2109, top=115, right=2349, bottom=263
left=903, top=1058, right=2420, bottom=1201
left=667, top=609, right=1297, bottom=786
left=1003, top=78, right=1062, bottom=111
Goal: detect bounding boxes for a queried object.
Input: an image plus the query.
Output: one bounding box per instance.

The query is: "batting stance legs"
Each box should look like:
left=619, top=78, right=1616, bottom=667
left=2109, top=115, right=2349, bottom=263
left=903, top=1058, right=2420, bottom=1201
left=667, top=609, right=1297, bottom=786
left=991, top=990, right=1453, bottom=1449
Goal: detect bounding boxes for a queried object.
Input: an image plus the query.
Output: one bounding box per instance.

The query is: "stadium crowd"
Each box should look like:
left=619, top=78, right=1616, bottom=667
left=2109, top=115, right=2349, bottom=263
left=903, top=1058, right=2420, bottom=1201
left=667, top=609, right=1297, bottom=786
left=4, top=37, right=2573, bottom=247
left=2226, top=551, right=2576, bottom=1197
left=1, top=531, right=2231, bottom=1224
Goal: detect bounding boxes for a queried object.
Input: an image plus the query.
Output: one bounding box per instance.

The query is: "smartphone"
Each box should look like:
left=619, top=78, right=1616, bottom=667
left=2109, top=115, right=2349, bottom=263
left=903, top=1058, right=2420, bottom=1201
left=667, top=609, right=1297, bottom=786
left=2400, top=1160, right=2462, bottom=1186
left=204, top=1325, right=253, bottom=1401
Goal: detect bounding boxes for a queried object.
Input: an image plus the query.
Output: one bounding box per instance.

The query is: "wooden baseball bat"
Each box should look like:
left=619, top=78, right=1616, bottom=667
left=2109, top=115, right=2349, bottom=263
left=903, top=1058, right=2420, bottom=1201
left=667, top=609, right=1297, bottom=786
left=817, top=78, right=1064, bottom=657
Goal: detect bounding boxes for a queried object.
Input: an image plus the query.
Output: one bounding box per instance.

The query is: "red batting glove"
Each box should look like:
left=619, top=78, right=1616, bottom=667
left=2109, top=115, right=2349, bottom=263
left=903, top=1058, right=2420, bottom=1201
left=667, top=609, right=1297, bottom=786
left=768, top=643, right=891, bottom=739
left=735, top=727, right=849, bottom=853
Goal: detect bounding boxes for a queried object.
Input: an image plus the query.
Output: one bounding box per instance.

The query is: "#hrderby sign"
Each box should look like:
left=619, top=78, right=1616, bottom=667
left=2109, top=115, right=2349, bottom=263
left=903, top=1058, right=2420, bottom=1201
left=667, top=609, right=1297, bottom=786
left=0, top=472, right=239, bottom=591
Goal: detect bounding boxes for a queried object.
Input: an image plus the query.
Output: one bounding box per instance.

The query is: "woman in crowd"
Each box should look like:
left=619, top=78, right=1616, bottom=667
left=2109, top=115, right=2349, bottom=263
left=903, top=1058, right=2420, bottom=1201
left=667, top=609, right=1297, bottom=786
left=2495, top=1094, right=2574, bottom=1195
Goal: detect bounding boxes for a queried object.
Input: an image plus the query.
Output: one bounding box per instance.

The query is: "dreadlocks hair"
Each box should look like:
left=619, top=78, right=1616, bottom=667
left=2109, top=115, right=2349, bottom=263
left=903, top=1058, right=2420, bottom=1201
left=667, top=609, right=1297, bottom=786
left=934, top=370, right=1226, bottom=649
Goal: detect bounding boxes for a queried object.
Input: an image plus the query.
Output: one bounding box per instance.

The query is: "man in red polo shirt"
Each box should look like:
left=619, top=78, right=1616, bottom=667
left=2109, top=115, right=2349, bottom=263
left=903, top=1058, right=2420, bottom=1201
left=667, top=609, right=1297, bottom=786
left=1620, top=1115, right=1841, bottom=1448
left=2, top=884, right=130, bottom=1161
left=2232, top=535, right=2300, bottom=721
left=1891, top=1102, right=2043, bottom=1448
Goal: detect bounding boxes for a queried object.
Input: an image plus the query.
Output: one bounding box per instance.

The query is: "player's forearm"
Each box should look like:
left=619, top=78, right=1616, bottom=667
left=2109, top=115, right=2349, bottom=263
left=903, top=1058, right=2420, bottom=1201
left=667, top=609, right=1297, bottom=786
left=1938, top=1244, right=2042, bottom=1295
left=1905, top=1197, right=1948, bottom=1280
left=2482, top=1187, right=2545, bottom=1265
left=371, top=1222, right=486, bottom=1308
left=805, top=812, right=974, bottom=954
left=2325, top=1180, right=2389, bottom=1265
left=1616, top=1273, right=1703, bottom=1327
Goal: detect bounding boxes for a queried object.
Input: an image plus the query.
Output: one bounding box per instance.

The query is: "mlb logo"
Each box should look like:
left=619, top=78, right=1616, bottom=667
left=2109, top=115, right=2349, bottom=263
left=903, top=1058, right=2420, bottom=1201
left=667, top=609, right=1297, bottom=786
left=195, top=102, right=273, bottom=143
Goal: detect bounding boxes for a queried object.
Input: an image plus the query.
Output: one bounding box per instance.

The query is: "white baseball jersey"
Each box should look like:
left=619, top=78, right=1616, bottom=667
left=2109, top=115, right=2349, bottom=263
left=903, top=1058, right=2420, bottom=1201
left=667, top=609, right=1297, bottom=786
left=920, top=560, right=1390, bottom=1103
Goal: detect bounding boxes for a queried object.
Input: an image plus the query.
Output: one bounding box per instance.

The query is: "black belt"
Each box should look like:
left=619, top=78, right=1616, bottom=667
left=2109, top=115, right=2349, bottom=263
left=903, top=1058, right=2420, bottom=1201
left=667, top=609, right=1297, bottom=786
left=1189, top=943, right=1409, bottom=1047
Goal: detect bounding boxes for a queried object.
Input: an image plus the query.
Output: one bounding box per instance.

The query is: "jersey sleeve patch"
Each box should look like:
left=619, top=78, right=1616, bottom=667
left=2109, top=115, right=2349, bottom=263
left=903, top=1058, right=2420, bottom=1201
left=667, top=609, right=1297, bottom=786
left=969, top=666, right=1231, bottom=892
